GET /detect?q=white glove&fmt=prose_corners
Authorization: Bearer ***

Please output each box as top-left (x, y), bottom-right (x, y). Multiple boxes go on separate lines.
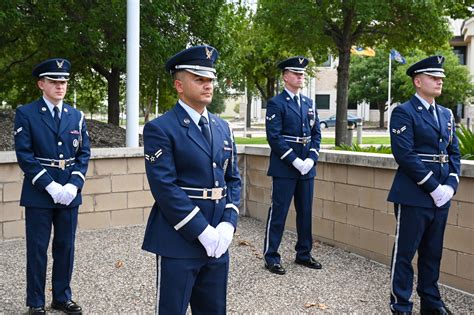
top-left (292, 158), bottom-right (305, 174)
top-left (435, 185), bottom-right (454, 207)
top-left (57, 183), bottom-right (78, 206)
top-left (45, 181), bottom-right (63, 204)
top-left (300, 158), bottom-right (314, 175)
top-left (214, 222), bottom-right (235, 258)
top-left (198, 225), bottom-right (220, 257)
top-left (430, 185), bottom-right (450, 208)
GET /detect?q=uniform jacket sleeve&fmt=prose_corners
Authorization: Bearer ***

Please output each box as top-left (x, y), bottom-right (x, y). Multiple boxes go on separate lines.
top-left (265, 98), bottom-right (298, 164)
top-left (143, 121), bottom-right (209, 241)
top-left (14, 108), bottom-right (53, 191)
top-left (221, 124), bottom-right (241, 228)
top-left (307, 101), bottom-right (321, 162)
top-left (444, 109), bottom-right (461, 191)
top-left (390, 106), bottom-right (440, 193)
top-left (68, 114), bottom-right (90, 190)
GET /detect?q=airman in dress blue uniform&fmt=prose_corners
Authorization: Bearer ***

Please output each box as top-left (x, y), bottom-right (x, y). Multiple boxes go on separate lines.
top-left (388, 56), bottom-right (460, 315)
top-left (141, 45), bottom-right (241, 315)
top-left (14, 58), bottom-right (90, 315)
top-left (263, 56), bottom-right (322, 275)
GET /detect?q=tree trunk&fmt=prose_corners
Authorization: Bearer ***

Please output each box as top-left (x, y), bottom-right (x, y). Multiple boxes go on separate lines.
top-left (378, 104), bottom-right (385, 128)
top-left (246, 86), bottom-right (252, 129)
top-left (335, 48), bottom-right (351, 146)
top-left (107, 67), bottom-right (120, 126)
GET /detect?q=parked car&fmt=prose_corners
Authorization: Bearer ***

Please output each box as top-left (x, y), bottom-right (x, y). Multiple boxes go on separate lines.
top-left (319, 114), bottom-right (362, 129)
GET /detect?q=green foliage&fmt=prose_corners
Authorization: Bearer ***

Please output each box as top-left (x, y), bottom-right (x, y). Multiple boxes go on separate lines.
top-left (456, 125), bottom-right (474, 160)
top-left (335, 144), bottom-right (392, 154)
top-left (233, 103), bottom-right (240, 114)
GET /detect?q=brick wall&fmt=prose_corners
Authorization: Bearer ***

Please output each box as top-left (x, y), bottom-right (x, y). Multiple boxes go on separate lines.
top-left (0, 146), bottom-right (472, 293)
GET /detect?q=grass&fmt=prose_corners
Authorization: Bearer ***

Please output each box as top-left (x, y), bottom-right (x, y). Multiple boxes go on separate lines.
top-left (235, 136), bottom-right (390, 145)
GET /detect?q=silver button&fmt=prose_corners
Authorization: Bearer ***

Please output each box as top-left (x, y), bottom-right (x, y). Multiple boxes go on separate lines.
top-left (213, 162), bottom-right (217, 168)
top-left (59, 154), bottom-right (64, 158)
top-left (215, 181), bottom-right (219, 187)
top-left (439, 139), bottom-right (442, 142)
top-left (303, 133), bottom-right (306, 136)
top-left (58, 141), bottom-right (62, 146)
top-left (302, 124), bottom-right (305, 127)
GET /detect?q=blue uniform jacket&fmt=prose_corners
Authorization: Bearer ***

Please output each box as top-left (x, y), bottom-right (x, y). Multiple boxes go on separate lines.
top-left (265, 90), bottom-right (321, 178)
top-left (388, 95), bottom-right (461, 208)
top-left (142, 103), bottom-right (241, 258)
top-left (14, 98), bottom-right (90, 208)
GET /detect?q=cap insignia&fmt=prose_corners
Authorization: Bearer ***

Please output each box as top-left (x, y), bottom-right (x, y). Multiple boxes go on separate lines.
top-left (56, 60), bottom-right (65, 69)
top-left (205, 46), bottom-right (214, 60)
top-left (298, 58), bottom-right (304, 64)
top-left (437, 56), bottom-right (443, 64)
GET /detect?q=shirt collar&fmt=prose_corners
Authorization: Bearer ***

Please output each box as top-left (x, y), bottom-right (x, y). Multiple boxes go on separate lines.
top-left (284, 88), bottom-right (299, 100)
top-left (415, 93), bottom-right (435, 110)
top-left (42, 96), bottom-right (63, 118)
top-left (178, 99), bottom-right (210, 129)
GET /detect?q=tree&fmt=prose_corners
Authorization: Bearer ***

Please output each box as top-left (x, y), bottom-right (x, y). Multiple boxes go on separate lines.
top-left (258, 0), bottom-right (472, 145)
top-left (349, 49), bottom-right (401, 128)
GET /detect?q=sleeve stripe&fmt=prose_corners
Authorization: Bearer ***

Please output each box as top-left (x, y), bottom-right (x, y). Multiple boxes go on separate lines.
top-left (32, 169), bottom-right (47, 185)
top-left (225, 203), bottom-right (239, 214)
top-left (174, 206), bottom-right (200, 231)
top-left (310, 148), bottom-right (319, 156)
top-left (280, 148), bottom-right (293, 160)
top-left (417, 171), bottom-right (433, 185)
top-left (72, 171), bottom-right (85, 181)
top-left (449, 173), bottom-right (459, 183)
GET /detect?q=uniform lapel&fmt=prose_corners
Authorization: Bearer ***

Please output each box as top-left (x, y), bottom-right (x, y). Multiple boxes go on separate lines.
top-left (283, 90), bottom-right (301, 117)
top-left (411, 96), bottom-right (439, 132)
top-left (174, 104), bottom-right (212, 157)
top-left (209, 114), bottom-right (223, 160)
top-left (437, 105), bottom-right (447, 137)
top-left (38, 99), bottom-right (57, 134)
top-left (58, 104), bottom-right (72, 135)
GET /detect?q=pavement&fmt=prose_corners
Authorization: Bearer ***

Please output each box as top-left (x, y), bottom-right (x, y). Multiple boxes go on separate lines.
top-left (1, 216), bottom-right (472, 314)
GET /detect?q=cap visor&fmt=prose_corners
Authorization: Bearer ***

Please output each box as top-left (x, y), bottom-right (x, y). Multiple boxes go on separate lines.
top-left (43, 75), bottom-right (70, 81)
top-left (424, 72), bottom-right (445, 78)
top-left (185, 69), bottom-right (216, 79)
top-left (286, 69), bottom-right (305, 74)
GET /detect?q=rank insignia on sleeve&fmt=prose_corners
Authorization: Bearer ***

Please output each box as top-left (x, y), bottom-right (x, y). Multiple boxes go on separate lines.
top-left (145, 149), bottom-right (163, 163)
top-left (392, 126), bottom-right (407, 134)
top-left (13, 127), bottom-right (23, 136)
top-left (266, 114), bottom-right (276, 121)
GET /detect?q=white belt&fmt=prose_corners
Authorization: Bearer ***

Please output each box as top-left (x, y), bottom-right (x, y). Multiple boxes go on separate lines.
top-left (36, 157), bottom-right (75, 170)
top-left (180, 186), bottom-right (227, 200)
top-left (418, 153), bottom-right (449, 164)
top-left (283, 135), bottom-right (311, 144)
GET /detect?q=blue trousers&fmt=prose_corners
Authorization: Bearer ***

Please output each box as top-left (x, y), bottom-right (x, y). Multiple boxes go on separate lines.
top-left (264, 177), bottom-right (314, 265)
top-left (25, 206), bottom-right (78, 307)
top-left (390, 204), bottom-right (448, 313)
top-left (155, 253), bottom-right (229, 315)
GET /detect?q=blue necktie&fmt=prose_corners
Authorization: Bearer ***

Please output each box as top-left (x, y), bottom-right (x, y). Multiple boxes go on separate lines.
top-left (199, 116), bottom-right (211, 145)
top-left (293, 95), bottom-right (300, 107)
top-left (429, 105), bottom-right (438, 127)
top-left (53, 106), bottom-right (60, 130)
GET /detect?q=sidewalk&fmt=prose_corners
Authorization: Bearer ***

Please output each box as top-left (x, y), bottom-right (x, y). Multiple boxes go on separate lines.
top-left (1, 217), bottom-right (472, 314)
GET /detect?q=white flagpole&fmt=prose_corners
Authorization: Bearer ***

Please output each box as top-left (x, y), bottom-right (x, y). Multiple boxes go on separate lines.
top-left (387, 53), bottom-right (392, 133)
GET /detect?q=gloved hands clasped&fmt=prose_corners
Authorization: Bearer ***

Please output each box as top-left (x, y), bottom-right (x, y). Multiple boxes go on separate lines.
top-left (292, 158), bottom-right (314, 175)
top-left (429, 184), bottom-right (454, 208)
top-left (45, 181), bottom-right (78, 206)
top-left (198, 222), bottom-right (235, 258)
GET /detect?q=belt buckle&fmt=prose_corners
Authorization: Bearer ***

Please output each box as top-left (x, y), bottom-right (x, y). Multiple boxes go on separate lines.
top-left (302, 138), bottom-right (310, 145)
top-left (202, 188), bottom-right (209, 200)
top-left (58, 159), bottom-right (66, 170)
top-left (440, 155), bottom-right (448, 163)
top-left (211, 188), bottom-right (222, 200)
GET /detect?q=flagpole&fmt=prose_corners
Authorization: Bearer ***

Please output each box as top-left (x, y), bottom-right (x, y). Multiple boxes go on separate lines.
top-left (387, 53), bottom-right (392, 133)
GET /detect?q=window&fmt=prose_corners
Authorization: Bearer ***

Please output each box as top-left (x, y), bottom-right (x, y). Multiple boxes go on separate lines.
top-left (315, 94), bottom-right (330, 109)
top-left (319, 55), bottom-right (332, 67)
top-left (452, 46), bottom-right (467, 65)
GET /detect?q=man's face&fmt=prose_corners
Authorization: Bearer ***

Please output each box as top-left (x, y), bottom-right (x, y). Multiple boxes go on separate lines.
top-left (414, 74), bottom-right (443, 99)
top-left (283, 71), bottom-right (305, 91)
top-left (174, 71), bottom-right (214, 112)
top-left (38, 78), bottom-right (68, 104)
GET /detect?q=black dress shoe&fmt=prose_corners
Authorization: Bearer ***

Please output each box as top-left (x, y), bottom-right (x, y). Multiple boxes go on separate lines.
top-left (265, 263), bottom-right (286, 275)
top-left (51, 300), bottom-right (82, 314)
top-left (295, 257), bottom-right (322, 269)
top-left (28, 306), bottom-right (46, 315)
top-left (420, 306), bottom-right (452, 315)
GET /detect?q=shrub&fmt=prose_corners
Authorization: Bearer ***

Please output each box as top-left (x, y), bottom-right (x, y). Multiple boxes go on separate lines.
top-left (457, 125), bottom-right (474, 160)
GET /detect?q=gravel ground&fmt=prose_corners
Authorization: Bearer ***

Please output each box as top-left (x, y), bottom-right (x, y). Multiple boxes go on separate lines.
top-left (0, 216), bottom-right (472, 314)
